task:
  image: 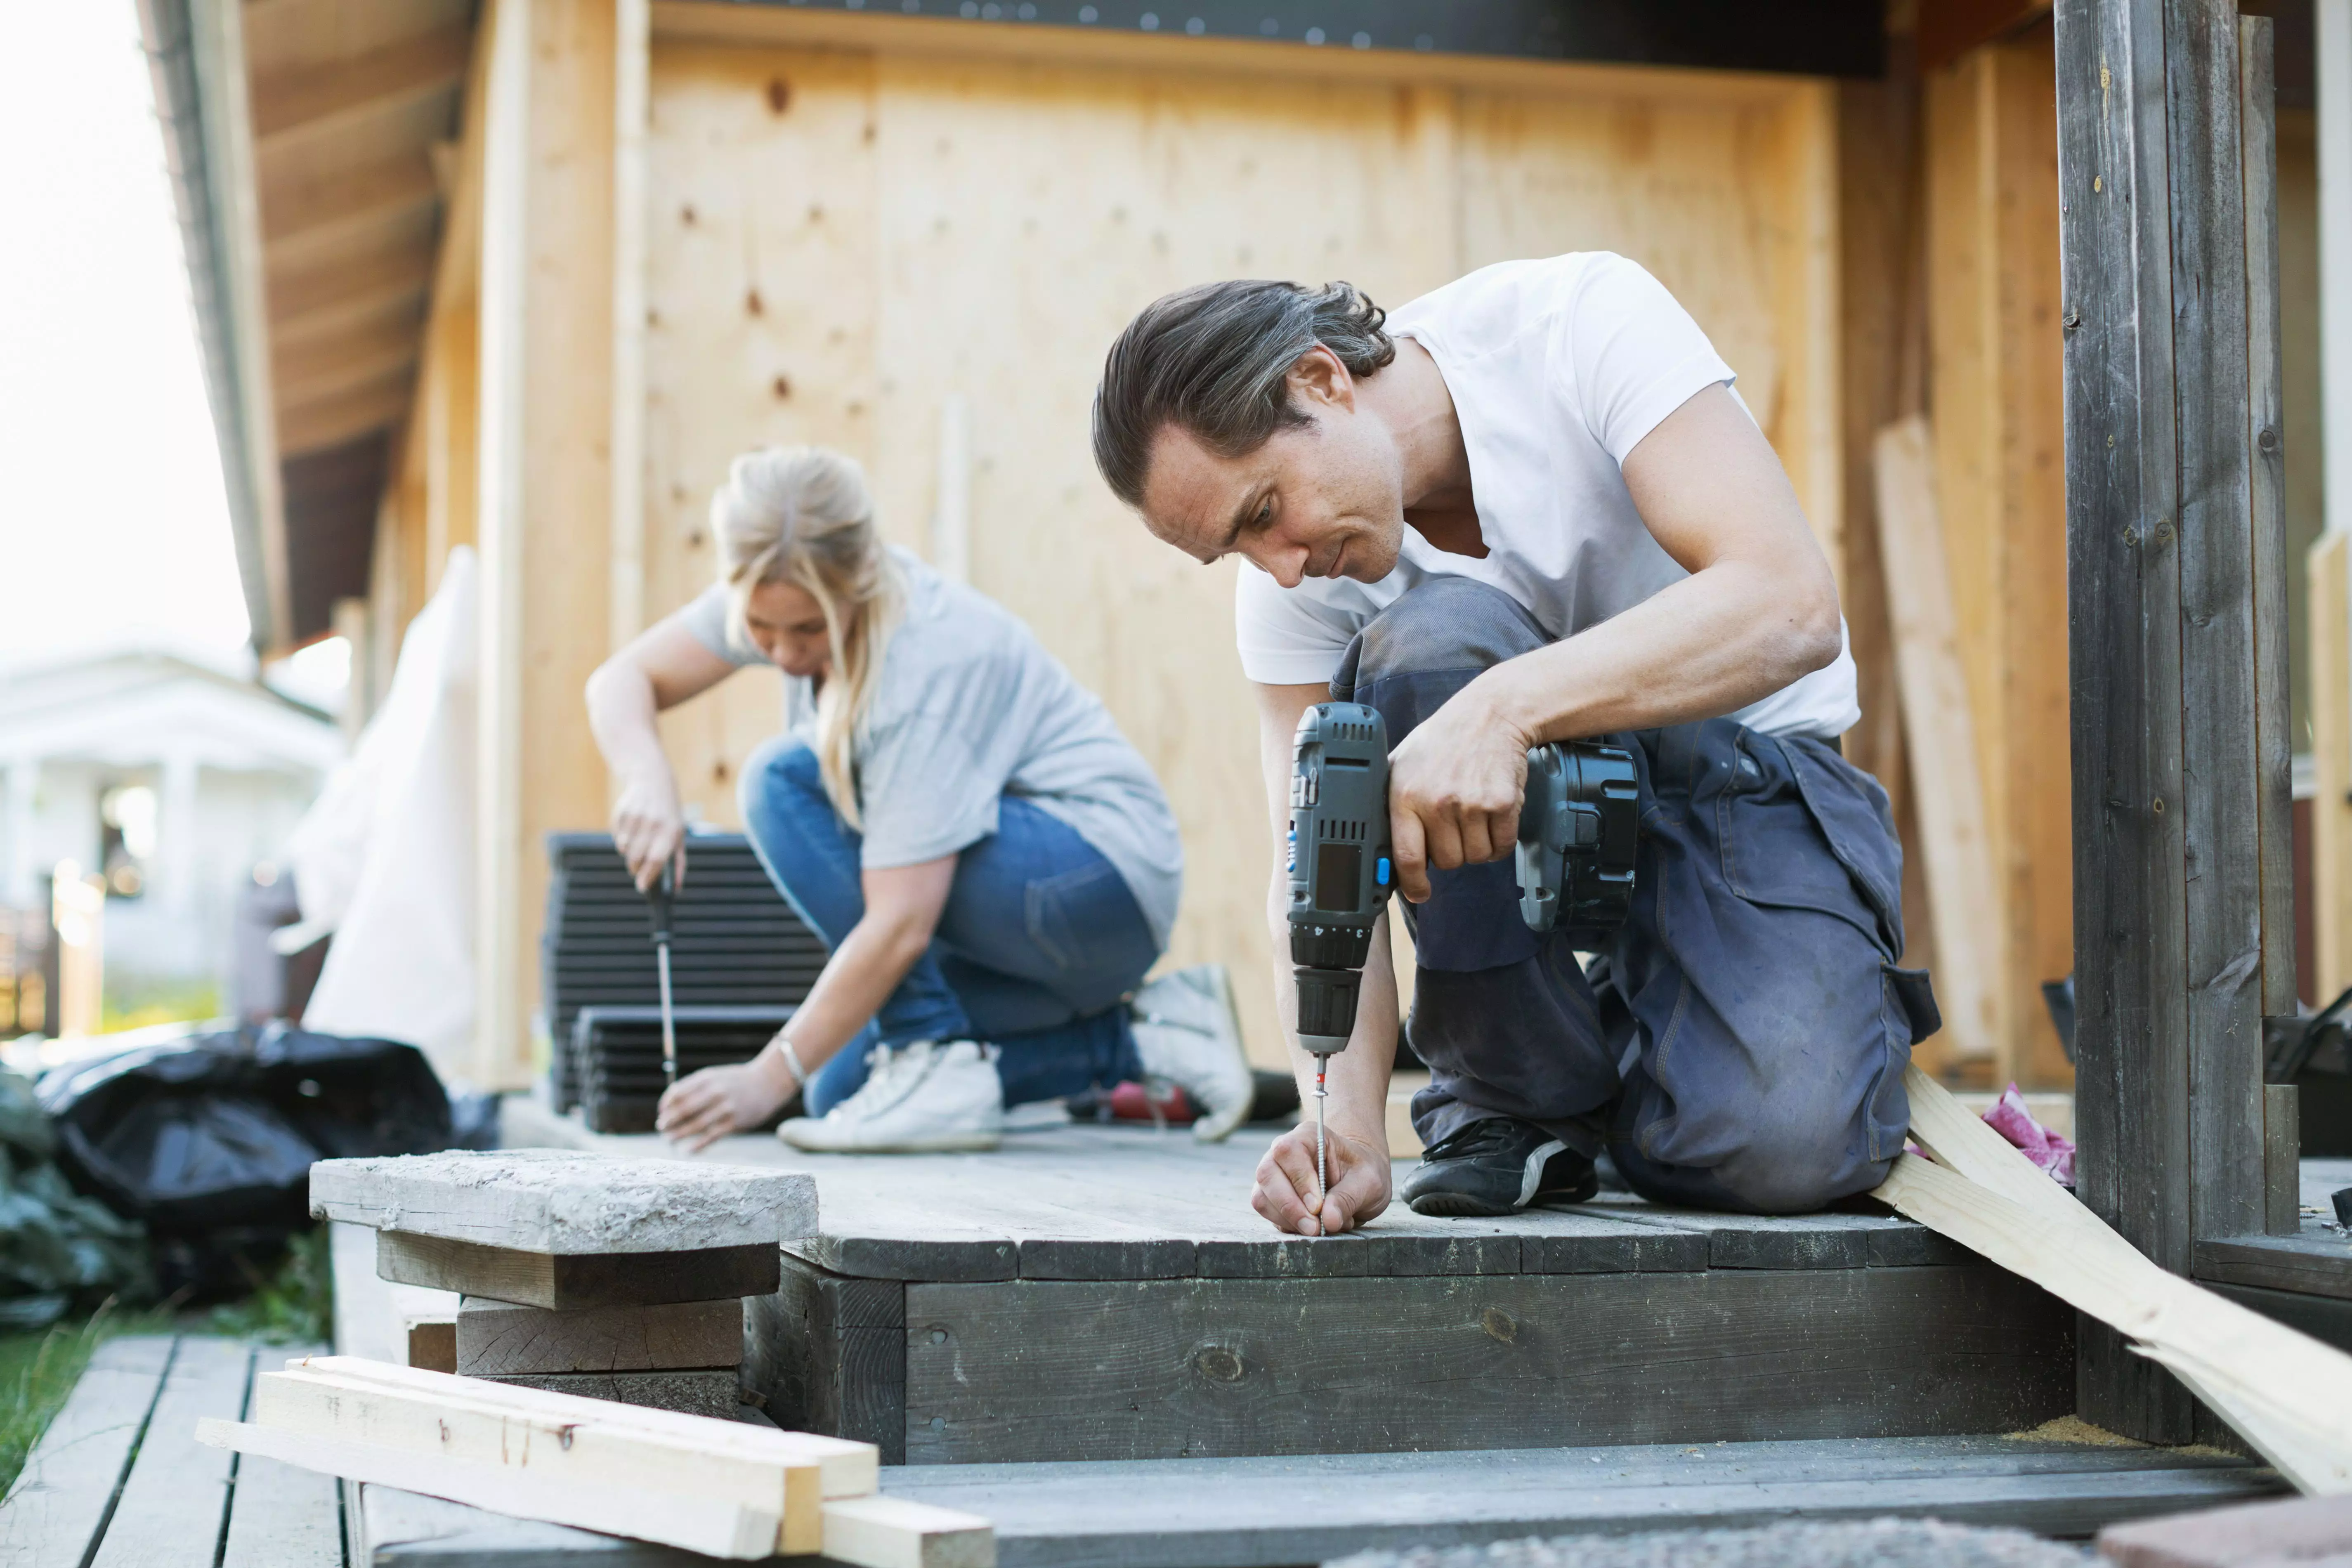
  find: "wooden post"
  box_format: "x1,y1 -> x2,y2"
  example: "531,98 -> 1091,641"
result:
2244,19 -> 2301,1228
474,0 -> 624,1089
2053,0 -> 2282,1441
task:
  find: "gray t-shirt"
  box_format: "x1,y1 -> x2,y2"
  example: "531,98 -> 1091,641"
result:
680,549 -> 1182,947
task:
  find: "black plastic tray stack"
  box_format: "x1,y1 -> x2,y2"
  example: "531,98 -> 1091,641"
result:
574,1005 -> 801,1133
543,833 -> 827,1113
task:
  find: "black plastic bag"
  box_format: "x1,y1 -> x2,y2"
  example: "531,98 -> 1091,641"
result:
0,1068 -> 149,1325
37,1023 -> 449,1297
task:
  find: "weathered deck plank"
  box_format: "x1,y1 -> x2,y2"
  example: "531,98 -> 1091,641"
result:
89,1337 -> 253,1568
222,1344 -> 340,1568
0,1334 -> 174,1568
900,1265 -> 2076,1464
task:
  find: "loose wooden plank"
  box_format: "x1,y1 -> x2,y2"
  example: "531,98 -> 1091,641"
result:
822,1495 -> 994,1568
91,1337 -> 254,1568
2052,0 -> 2198,1445
269,1355 -> 874,1500
377,1231 -> 778,1308
456,1295 -> 742,1375
898,1267 -> 2072,1464
1877,1152 -> 2352,1492
221,1343 -> 340,1568
199,1419 -> 781,1561
0,1334 -> 173,1568
1872,416 -> 2007,1072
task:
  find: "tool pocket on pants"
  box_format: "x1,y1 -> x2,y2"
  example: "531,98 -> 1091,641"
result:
1024,860 -> 1128,973
1862,963 -> 1939,1162
1718,733 -> 1906,958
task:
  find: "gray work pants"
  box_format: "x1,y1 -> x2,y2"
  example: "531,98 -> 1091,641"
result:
1333,578 -> 1939,1214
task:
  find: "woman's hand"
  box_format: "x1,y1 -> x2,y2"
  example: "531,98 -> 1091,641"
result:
612,767 -> 687,892
656,1054 -> 796,1153
1384,685 -> 1533,904
1251,1123 -> 1391,1236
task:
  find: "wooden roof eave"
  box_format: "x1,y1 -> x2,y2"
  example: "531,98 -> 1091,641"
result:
136,0 -> 292,657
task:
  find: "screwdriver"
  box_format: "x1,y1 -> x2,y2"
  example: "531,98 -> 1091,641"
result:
646,862 -> 678,1092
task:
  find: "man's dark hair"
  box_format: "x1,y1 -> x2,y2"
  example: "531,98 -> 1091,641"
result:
1091,279 -> 1396,508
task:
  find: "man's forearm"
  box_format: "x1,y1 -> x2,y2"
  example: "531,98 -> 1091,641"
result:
1469,557 -> 1839,749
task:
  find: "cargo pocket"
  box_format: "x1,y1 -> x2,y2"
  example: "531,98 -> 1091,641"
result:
1718,734 -> 1903,957
1863,963 -> 1938,1162
1025,860 -> 1128,973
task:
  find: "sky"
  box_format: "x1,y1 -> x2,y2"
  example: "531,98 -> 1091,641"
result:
0,1 -> 253,662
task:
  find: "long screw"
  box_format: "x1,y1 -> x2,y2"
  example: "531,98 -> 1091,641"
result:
1312,1053 -> 1330,1223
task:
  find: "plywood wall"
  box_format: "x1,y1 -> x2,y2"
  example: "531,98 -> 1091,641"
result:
1923,29 -> 2072,1088
636,35 -> 1840,1065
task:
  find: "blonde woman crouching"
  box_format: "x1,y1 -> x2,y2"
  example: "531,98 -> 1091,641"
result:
585,446 -> 1251,1152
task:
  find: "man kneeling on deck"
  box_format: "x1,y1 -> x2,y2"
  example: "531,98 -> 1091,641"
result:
1092,254 -> 1940,1235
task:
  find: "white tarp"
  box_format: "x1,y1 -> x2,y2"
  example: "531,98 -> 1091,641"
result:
282,548 -> 478,1086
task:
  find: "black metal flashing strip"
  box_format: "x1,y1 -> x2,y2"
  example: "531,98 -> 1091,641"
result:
718,0 -> 1886,78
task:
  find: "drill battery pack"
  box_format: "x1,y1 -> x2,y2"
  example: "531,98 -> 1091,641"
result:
1515,741 -> 1640,944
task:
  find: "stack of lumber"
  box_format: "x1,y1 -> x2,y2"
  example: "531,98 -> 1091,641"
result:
544,834 -> 826,1110
1877,1066 -> 2352,1493
312,1150 -> 812,1417
574,1004 -> 797,1133
195,1355 -> 992,1566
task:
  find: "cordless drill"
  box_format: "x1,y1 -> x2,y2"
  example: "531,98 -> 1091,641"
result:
1286,703 -> 1640,1198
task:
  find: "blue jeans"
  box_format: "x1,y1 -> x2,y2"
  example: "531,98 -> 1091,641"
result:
739,739 -> 1157,1113
1336,579 -> 1940,1215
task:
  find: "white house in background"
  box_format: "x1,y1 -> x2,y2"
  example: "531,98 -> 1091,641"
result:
0,637 -> 344,1001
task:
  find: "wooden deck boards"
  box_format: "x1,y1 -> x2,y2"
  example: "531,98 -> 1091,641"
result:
490,1121 -> 2083,1463
0,1336 -> 332,1568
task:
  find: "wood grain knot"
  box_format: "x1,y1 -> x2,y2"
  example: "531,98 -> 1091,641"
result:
1193,1345 -> 1244,1382
1481,1308 -> 1518,1344
2260,427 -> 2279,453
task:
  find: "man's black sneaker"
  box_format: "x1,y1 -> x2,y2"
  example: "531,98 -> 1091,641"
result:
1400,1117 -> 1599,1217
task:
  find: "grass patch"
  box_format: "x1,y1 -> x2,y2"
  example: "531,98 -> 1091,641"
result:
205,1227 -> 333,1346
0,1301 -> 172,1496
99,976 -> 220,1035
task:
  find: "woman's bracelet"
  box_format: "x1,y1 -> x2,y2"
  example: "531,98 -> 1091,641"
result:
771,1032 -> 810,1088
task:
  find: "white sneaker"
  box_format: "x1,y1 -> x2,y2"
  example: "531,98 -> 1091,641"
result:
777,1040 -> 1005,1152
1130,965 -> 1255,1143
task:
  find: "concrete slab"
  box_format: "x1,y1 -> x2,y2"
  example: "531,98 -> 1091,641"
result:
310,1149 -> 817,1254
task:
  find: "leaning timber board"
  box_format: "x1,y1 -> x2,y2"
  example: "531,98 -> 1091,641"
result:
530,1122 -> 2071,1465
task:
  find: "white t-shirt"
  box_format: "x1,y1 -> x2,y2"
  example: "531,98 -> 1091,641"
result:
1233,253 -> 1861,740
